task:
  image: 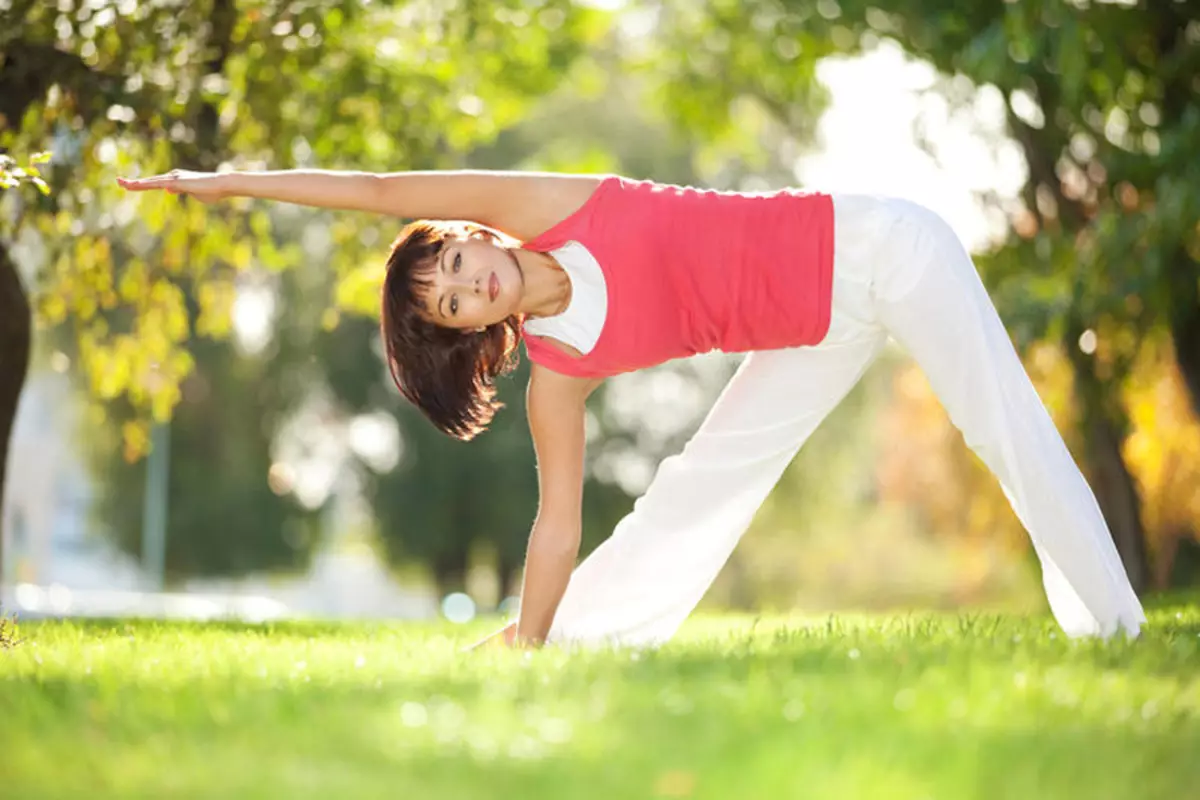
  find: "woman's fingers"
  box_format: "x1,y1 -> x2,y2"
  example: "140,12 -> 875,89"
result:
117,170 -> 187,191
117,170 -> 224,204
118,176 -> 176,192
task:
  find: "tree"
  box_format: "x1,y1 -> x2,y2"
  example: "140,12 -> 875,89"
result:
0,152 -> 48,583
1,0 -> 605,577
84,333 -> 324,581
646,0 -> 1200,591
860,0 -> 1197,591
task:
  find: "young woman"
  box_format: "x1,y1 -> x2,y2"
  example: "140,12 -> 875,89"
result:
118,169 -> 1146,648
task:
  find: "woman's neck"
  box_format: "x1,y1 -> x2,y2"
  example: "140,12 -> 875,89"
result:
514,248 -> 571,319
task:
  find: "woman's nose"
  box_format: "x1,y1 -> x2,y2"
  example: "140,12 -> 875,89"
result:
450,275 -> 479,293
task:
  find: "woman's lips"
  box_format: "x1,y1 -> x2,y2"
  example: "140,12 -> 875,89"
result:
489,272 -> 499,302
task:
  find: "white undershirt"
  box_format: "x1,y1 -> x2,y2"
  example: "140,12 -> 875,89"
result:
522,240 -> 608,355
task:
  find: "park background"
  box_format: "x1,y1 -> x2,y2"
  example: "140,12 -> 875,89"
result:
3,3 -> 1199,798
1,0 -> 1198,626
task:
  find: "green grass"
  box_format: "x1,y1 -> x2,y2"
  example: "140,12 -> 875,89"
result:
2,600 -> 1198,800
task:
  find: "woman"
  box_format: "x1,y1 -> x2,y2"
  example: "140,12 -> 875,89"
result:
118,168 -> 1146,649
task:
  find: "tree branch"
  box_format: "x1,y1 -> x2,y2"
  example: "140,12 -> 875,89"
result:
0,0 -> 42,49
0,41 -> 163,136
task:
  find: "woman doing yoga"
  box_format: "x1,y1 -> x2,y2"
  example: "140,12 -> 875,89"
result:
118,168 -> 1146,648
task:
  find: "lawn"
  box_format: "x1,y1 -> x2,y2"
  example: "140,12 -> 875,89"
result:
1,599 -> 1198,799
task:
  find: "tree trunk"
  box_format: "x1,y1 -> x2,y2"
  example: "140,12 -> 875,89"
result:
496,550 -> 522,607
1081,412 -> 1148,593
1168,251 -> 1200,418
0,243 -> 32,585
1066,333 -> 1149,593
431,549 -> 469,600
1159,4 -> 1200,417
1007,86 -> 1151,594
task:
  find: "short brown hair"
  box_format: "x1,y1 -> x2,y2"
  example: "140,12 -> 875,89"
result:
380,221 -> 522,440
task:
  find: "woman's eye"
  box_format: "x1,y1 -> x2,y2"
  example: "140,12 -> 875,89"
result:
450,295 -> 458,315
453,253 -> 461,272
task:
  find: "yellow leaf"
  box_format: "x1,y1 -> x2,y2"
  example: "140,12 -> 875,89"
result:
150,383 -> 181,423
232,240 -> 253,270
76,294 -> 98,322
167,349 -> 195,379
122,420 -> 152,463
196,280 -> 235,339
91,343 -> 129,399
119,262 -> 148,303
143,195 -> 166,235
335,264 -> 385,317
93,237 -> 112,264
39,293 -> 67,325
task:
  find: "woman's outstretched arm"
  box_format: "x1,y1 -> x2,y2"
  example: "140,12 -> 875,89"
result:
118,168 -> 601,241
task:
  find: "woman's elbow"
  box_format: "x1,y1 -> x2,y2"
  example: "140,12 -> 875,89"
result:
531,514 -> 582,553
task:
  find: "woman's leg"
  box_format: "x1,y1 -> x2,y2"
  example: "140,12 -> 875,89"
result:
861,196 -> 1144,637
548,258 -> 888,647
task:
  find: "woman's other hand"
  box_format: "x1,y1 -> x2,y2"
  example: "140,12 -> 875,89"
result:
117,169 -> 230,204
463,622 -> 518,652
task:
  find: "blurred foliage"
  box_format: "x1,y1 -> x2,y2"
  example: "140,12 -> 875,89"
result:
2,0 -> 607,581
859,0 -> 1196,592
658,0 -> 1199,592
857,0 -> 1199,592
876,333 -> 1200,593
644,0 -> 834,159
0,152 -> 47,585
0,609 -> 19,649
1,0 -> 607,460
1116,337 -> 1200,588
83,336 -> 324,581
0,151 -> 52,195
5,0 -> 1198,600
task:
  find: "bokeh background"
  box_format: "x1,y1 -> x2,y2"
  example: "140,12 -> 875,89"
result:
2,0 -> 1198,626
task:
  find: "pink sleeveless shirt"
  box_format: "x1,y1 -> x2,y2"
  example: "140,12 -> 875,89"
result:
521,175 -> 834,378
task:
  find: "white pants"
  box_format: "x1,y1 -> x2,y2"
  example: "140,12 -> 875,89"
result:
546,195 -> 1145,647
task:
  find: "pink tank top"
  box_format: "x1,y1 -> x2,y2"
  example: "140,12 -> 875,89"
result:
521,175 -> 834,378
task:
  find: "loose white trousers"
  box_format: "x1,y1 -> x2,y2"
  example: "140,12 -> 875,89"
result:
546,195 -> 1145,647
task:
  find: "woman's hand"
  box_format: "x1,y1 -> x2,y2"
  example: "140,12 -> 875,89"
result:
117,169 -> 231,204
463,622 -> 518,652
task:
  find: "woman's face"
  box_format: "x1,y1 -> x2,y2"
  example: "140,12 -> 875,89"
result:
419,234 -> 524,330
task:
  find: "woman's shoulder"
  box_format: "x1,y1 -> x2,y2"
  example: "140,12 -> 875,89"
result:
518,174 -> 628,247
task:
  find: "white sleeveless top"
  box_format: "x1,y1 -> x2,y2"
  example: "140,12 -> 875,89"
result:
522,240 -> 608,355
